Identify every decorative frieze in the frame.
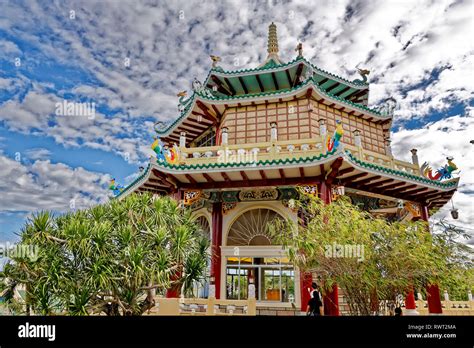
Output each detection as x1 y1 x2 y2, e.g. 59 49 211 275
238 188 279 201
297 184 318 197
183 190 202 205
222 202 237 215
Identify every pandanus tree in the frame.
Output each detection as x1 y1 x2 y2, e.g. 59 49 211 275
0 193 209 315
269 194 473 315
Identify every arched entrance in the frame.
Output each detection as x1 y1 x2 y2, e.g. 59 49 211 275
224 208 295 304
227 208 279 246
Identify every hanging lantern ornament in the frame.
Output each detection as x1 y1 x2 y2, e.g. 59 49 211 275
331 184 345 199
336 185 345 196
450 199 459 219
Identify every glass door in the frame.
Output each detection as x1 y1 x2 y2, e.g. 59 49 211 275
226 267 248 300
225 256 295 303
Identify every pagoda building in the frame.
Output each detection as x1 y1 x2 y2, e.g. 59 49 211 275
113 23 459 315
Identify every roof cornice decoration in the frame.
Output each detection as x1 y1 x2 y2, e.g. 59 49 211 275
115 147 459 199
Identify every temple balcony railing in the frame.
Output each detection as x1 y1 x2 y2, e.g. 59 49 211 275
344 143 420 175
175 136 420 176
180 138 325 165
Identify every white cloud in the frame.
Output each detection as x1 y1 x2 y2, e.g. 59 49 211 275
24 148 51 160
0 151 110 213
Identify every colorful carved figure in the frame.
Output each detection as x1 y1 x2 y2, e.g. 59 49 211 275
109 178 124 196
164 143 180 164
326 120 344 152
151 137 166 162
420 157 458 181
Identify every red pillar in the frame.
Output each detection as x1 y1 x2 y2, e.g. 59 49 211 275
427 284 443 314
405 289 417 311
421 205 429 222
300 272 313 311
166 189 182 298
323 284 339 316
319 181 331 205
420 205 443 314
211 202 223 299
165 275 181 298
319 181 340 316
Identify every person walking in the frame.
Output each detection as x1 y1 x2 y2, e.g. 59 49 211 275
306 284 323 316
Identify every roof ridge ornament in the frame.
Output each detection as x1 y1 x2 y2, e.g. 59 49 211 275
210 55 221 68
177 90 192 112
353 67 370 84
259 22 284 67
267 22 279 54
192 77 214 98
295 42 303 57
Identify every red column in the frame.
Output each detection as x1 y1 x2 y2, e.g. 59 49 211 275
421 205 429 222
166 189 182 298
427 284 443 314
215 126 221 146
319 181 340 316
319 181 331 205
211 202 223 299
323 284 339 316
405 289 417 311
300 272 313 311
420 205 443 314
165 275 180 298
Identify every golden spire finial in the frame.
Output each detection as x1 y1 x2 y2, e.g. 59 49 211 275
258 22 284 67
267 22 279 54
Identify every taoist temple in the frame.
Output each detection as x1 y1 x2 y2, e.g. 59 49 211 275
111 23 459 315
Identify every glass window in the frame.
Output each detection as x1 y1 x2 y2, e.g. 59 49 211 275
195 129 215 147
225 256 295 303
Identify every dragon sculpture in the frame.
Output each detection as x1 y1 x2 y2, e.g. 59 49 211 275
210 55 221 68
109 178 124 196
420 156 458 181
192 77 214 98
177 90 190 112
353 68 370 84
326 120 344 152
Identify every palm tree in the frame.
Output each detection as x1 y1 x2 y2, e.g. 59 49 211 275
0 193 209 315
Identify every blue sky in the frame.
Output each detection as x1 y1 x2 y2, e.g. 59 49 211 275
0 0 473 244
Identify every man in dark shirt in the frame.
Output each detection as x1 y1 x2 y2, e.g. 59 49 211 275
306 288 323 316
